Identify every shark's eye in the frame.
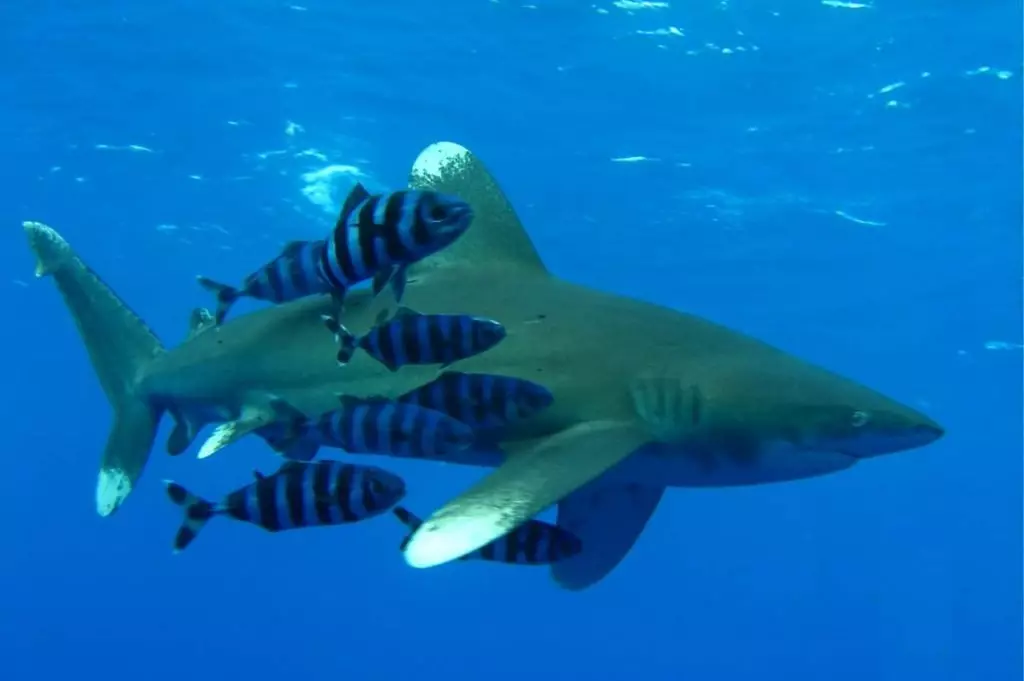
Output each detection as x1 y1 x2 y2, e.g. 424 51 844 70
851 410 870 428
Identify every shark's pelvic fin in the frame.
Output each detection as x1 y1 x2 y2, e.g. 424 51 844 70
407 141 548 279
401 420 651 569
24 221 165 517
551 481 665 591
196 397 303 460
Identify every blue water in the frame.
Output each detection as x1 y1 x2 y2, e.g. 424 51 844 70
2 1 1020 679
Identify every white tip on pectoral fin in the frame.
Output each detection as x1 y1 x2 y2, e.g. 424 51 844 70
96 468 132 517
402 421 651 569
197 422 241 460
403 505 514 569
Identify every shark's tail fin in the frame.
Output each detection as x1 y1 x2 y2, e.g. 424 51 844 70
24 221 166 517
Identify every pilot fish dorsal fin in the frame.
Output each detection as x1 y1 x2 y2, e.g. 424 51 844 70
406 142 549 280
335 182 371 230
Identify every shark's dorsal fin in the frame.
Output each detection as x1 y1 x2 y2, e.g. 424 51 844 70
407 142 548 279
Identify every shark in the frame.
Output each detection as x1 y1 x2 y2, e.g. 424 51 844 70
23 140 944 590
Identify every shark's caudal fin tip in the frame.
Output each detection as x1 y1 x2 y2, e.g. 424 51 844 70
95 467 133 517
23 220 72 277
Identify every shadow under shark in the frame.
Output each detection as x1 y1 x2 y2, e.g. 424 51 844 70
23 140 943 591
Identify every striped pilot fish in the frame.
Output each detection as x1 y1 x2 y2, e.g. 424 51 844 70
260 395 476 463
393 507 582 565
397 371 554 431
197 239 331 324
318 182 474 306
164 460 406 552
322 306 506 371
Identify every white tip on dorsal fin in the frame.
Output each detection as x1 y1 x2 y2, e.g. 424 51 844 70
407 141 548 279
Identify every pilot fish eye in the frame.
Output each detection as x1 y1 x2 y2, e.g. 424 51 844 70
369 479 384 494
851 410 871 428
427 204 448 221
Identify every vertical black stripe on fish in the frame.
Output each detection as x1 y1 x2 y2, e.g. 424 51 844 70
439 373 465 423
332 461 358 522
359 470 379 515
284 464 306 528
320 232 345 289
376 401 397 454
312 461 334 524
520 522 541 563
381 191 409 260
319 412 337 444
273 473 293 530
470 373 489 427
407 314 428 364
396 404 418 457
224 489 252 523
408 193 432 249
357 195 382 276
387 191 413 256
427 315 447 365
264 258 287 302
412 406 433 458
387 318 406 370
285 247 310 298
366 323 392 370
329 201 363 285
255 475 281 531
363 401 384 453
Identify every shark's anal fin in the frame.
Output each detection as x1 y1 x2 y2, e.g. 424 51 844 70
401 421 651 569
24 221 166 517
551 481 664 591
407 142 548 279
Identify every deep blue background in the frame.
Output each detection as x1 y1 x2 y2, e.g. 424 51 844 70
1 2 1020 680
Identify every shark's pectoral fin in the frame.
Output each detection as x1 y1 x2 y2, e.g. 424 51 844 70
401 421 651 569
551 481 665 591
197 397 301 460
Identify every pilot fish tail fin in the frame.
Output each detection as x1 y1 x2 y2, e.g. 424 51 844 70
195 276 240 325
407 142 548 280
393 506 423 551
321 314 359 366
164 480 217 552
24 221 166 518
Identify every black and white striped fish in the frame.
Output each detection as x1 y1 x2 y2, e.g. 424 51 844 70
318 183 473 305
164 460 405 552
393 507 582 565
323 306 506 371
260 396 476 462
197 239 331 324
397 371 554 431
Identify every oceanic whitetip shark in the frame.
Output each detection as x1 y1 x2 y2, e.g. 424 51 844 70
23 140 944 590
